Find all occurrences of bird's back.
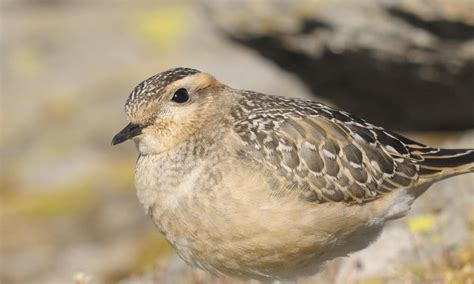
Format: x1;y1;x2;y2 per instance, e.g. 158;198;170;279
229;91;474;205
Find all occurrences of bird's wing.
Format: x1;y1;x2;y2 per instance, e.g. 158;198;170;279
232;93;421;204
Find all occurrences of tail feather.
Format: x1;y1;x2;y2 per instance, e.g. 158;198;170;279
416;148;474;181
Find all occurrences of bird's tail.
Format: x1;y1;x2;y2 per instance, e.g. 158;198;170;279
414;148;474;182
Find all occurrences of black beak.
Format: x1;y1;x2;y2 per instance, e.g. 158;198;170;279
111;123;144;145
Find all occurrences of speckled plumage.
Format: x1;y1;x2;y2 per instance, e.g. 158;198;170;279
125;68;200;116
231;91;422;204
113;67;474;282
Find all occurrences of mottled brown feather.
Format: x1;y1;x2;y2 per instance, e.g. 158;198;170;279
231;92;421;204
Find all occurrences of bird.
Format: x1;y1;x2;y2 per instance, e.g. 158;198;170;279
112;67;474;282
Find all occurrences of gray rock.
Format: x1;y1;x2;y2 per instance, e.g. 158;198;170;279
204;0;474;130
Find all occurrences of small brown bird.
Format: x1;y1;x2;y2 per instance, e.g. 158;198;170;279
112;68;474;282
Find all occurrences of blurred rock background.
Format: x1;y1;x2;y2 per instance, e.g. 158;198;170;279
0;0;472;283
204;0;474;130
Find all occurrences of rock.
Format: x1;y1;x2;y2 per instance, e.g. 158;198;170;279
203;0;474;130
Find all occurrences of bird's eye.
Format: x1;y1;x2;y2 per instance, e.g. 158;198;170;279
171;88;189;103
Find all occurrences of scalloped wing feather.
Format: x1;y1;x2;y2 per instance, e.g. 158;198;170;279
231;92;420;204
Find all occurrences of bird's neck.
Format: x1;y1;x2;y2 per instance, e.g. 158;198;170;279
134;124;230;215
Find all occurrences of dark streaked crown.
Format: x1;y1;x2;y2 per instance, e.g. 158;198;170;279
125;67;200;118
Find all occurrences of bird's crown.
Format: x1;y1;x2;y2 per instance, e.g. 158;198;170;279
124;68;201;120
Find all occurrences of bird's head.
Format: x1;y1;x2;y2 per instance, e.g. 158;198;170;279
112;68;227;155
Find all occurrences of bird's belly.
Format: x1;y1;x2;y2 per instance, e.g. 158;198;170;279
136;155;386;280
152;190;385;281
